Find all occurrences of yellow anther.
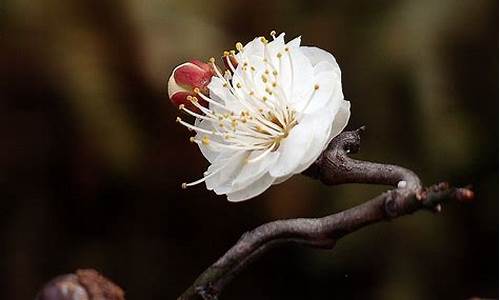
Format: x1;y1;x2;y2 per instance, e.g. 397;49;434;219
243;62;248;67
249;91;255;96
284;47;289;52
272;70;278;76
250;66;255;71
261;75;268;83
265;70;270;75
176;117;181;123
181;183;187;189
223;83;228;87
314;84;320;90
270;30;276;37
235;42;243;51
260;37;268;44
193;87;200;93
209;57;216;63
236;82;242;88
230;50;236;55
223;50;230;56
202;136;210;145
262;96;268;101
178;104;185;110
272;82;277;87
189;136;195;143
277;52;282;58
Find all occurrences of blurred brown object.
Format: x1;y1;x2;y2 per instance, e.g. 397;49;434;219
36;269;125;300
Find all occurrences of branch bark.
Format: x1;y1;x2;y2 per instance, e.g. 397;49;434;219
178;127;474;300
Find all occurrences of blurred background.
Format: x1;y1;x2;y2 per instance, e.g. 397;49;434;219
1;0;498;299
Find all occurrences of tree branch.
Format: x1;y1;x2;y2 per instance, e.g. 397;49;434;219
178;127;474;300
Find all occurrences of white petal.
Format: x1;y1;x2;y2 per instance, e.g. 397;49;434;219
313;61;338;75
300;46;341;78
267;33;286;55
207;76;226;102
205;151;247;194
294;111;334;172
297;100;351;172
208;77;242;113
227;173;275;202
195;119;222;163
269;115;316;178
329;100;351;140
291;70;339;114
272;173;294;185
286;36;302;49
286;46;315;102
236;37;265;60
231;150;279;191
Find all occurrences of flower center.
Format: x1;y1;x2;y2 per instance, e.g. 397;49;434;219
177;98;298;156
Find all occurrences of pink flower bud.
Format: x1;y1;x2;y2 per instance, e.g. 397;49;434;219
168;60;214;112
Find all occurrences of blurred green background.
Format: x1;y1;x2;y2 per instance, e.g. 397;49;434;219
1;0;498;299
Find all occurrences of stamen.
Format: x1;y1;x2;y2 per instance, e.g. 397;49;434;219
246;143;275;163
177;117;222;136
225;55;236;73
299;84;320;113
180;105;211;120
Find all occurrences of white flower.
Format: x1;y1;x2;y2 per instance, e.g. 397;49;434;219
174;32;350;202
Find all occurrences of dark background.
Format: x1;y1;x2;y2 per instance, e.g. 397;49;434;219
1;0;498;299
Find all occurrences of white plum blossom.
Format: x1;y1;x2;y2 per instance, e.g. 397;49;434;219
173;32;350;202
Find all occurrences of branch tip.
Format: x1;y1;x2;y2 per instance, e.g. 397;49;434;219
356;125;366;134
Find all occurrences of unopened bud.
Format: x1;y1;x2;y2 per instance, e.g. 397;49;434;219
168;60;214;112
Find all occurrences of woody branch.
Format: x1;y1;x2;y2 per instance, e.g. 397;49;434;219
177;127;473;300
